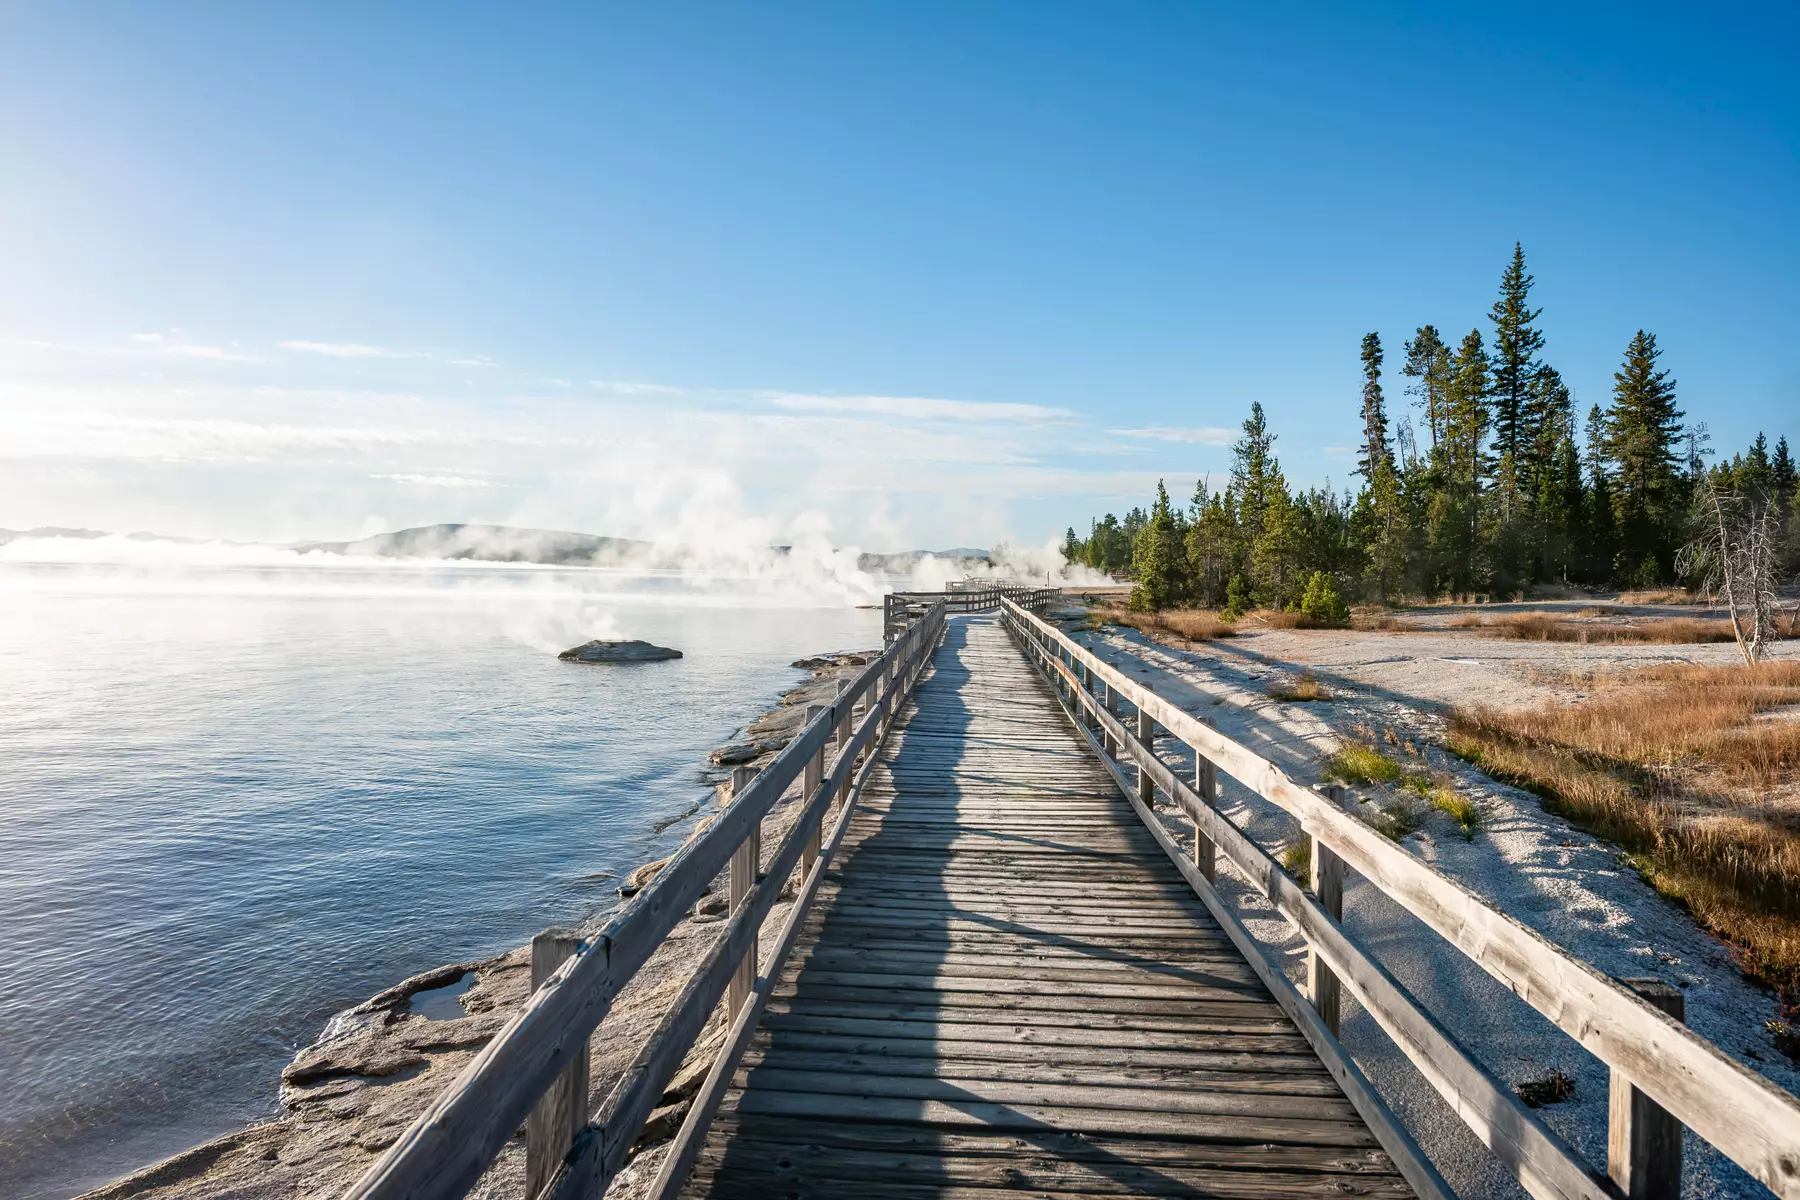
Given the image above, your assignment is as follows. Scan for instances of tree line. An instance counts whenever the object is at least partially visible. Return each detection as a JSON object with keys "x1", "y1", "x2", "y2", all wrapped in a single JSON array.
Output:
[{"x1": 1062, "y1": 244, "x2": 1799, "y2": 611}]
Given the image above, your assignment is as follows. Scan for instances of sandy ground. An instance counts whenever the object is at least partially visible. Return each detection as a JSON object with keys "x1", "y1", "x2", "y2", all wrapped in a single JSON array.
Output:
[{"x1": 1061, "y1": 613, "x2": 1800, "y2": 1199}]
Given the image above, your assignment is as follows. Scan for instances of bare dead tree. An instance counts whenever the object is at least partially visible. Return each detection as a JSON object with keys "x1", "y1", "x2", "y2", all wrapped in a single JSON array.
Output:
[{"x1": 1678, "y1": 477, "x2": 1781, "y2": 665}]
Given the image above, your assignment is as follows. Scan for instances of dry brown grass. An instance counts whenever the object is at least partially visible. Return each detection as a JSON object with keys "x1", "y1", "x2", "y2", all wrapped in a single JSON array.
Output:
[
  {"x1": 1101, "y1": 606, "x2": 1238, "y2": 642},
  {"x1": 1618, "y1": 588, "x2": 1703, "y2": 605},
  {"x1": 1449, "y1": 661, "x2": 1800, "y2": 990},
  {"x1": 1450, "y1": 613, "x2": 1743, "y2": 644},
  {"x1": 1253, "y1": 609, "x2": 1349, "y2": 630},
  {"x1": 1268, "y1": 672, "x2": 1333, "y2": 702}
]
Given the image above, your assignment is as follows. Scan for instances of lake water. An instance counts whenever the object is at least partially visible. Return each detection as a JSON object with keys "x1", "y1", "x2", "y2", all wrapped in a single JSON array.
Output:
[{"x1": 0, "y1": 555, "x2": 881, "y2": 1199}]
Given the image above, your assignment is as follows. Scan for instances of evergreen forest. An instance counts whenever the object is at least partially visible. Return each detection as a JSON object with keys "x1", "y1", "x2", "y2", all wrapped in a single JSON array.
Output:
[{"x1": 1061, "y1": 245, "x2": 1799, "y2": 611}]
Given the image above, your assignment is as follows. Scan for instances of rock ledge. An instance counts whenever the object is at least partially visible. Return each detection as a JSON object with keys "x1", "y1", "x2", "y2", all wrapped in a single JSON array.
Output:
[{"x1": 558, "y1": 639, "x2": 682, "y2": 663}]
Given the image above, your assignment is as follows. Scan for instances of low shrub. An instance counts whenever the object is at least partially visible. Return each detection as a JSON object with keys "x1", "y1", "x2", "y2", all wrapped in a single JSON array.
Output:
[{"x1": 1297, "y1": 571, "x2": 1351, "y2": 628}]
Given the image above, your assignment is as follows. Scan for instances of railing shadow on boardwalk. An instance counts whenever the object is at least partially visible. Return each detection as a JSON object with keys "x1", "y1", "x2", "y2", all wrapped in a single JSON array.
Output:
[{"x1": 699, "y1": 617, "x2": 1352, "y2": 1198}]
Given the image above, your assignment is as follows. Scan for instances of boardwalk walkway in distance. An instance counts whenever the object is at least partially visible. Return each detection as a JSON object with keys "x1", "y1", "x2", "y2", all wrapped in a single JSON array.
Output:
[{"x1": 682, "y1": 614, "x2": 1415, "y2": 1198}]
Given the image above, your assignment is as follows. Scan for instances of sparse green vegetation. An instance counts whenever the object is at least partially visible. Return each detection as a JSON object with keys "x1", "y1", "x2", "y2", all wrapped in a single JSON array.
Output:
[
  {"x1": 1281, "y1": 839, "x2": 1311, "y2": 879},
  {"x1": 1366, "y1": 800, "x2": 1424, "y2": 841},
  {"x1": 1403, "y1": 771, "x2": 1481, "y2": 839},
  {"x1": 1325, "y1": 744, "x2": 1403, "y2": 786}
]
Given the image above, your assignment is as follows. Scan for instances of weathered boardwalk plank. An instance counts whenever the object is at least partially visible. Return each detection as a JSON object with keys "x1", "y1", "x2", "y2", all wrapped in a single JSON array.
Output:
[{"x1": 680, "y1": 614, "x2": 1414, "y2": 1198}]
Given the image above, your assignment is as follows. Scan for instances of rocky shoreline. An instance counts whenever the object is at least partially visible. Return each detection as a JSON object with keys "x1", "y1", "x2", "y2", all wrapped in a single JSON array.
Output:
[{"x1": 80, "y1": 650, "x2": 878, "y2": 1200}]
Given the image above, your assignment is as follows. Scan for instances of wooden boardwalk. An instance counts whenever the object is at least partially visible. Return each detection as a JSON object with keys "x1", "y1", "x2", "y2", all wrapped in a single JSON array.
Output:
[{"x1": 683, "y1": 614, "x2": 1415, "y2": 1198}]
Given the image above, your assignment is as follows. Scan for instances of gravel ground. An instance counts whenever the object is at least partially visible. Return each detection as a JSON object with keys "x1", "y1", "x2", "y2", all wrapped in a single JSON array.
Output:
[{"x1": 1061, "y1": 617, "x2": 1800, "y2": 1200}]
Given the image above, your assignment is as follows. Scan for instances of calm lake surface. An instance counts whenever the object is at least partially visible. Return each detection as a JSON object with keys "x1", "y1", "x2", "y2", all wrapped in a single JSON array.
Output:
[{"x1": 0, "y1": 556, "x2": 880, "y2": 1199}]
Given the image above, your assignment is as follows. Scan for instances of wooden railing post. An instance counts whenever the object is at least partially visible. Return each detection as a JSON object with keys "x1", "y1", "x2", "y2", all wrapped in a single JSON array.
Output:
[
  {"x1": 802, "y1": 706, "x2": 825, "y2": 878},
  {"x1": 1193, "y1": 717, "x2": 1218, "y2": 883},
  {"x1": 727, "y1": 765, "x2": 759, "y2": 1016},
  {"x1": 1136, "y1": 707, "x2": 1155, "y2": 805},
  {"x1": 1307, "y1": 783, "x2": 1346, "y2": 1036},
  {"x1": 1609, "y1": 979, "x2": 1685, "y2": 1200},
  {"x1": 1078, "y1": 662, "x2": 1096, "y2": 733},
  {"x1": 1103, "y1": 685, "x2": 1118, "y2": 758},
  {"x1": 525, "y1": 928, "x2": 588, "y2": 1198}
]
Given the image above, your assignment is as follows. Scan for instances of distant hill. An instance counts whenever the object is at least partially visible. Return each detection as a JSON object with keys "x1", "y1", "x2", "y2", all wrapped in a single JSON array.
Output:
[
  {"x1": 855, "y1": 548, "x2": 991, "y2": 573},
  {"x1": 0, "y1": 526, "x2": 109, "y2": 546},
  {"x1": 296, "y1": 523, "x2": 657, "y2": 565},
  {"x1": 3, "y1": 521, "x2": 990, "y2": 573}
]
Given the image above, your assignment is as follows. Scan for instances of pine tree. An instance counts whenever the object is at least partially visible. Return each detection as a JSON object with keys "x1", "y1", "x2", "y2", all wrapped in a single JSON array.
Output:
[
  {"x1": 1230, "y1": 402, "x2": 1277, "y2": 561},
  {"x1": 1439, "y1": 328, "x2": 1490, "y2": 590},
  {"x1": 1061, "y1": 527, "x2": 1082, "y2": 564},
  {"x1": 1184, "y1": 479, "x2": 1236, "y2": 607},
  {"x1": 1773, "y1": 436, "x2": 1797, "y2": 511},
  {"x1": 1358, "y1": 332, "x2": 1390, "y2": 478},
  {"x1": 1604, "y1": 330, "x2": 1684, "y2": 581},
  {"x1": 1252, "y1": 463, "x2": 1299, "y2": 609},
  {"x1": 1580, "y1": 404, "x2": 1618, "y2": 583},
  {"x1": 1364, "y1": 456, "x2": 1410, "y2": 600},
  {"x1": 1489, "y1": 243, "x2": 1546, "y2": 470},
  {"x1": 1130, "y1": 481, "x2": 1186, "y2": 611},
  {"x1": 1401, "y1": 325, "x2": 1451, "y2": 451}
]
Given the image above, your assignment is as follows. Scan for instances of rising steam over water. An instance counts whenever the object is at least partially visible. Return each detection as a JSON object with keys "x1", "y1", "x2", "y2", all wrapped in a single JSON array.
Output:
[{"x1": 0, "y1": 546, "x2": 886, "y2": 1200}]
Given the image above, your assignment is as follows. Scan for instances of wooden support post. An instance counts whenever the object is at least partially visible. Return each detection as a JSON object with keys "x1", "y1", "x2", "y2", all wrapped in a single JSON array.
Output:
[
  {"x1": 1609, "y1": 979, "x2": 1685, "y2": 1200},
  {"x1": 727, "y1": 765, "x2": 759, "y2": 1017},
  {"x1": 1136, "y1": 707, "x2": 1155, "y2": 805},
  {"x1": 802, "y1": 705, "x2": 825, "y2": 878},
  {"x1": 1102, "y1": 685, "x2": 1118, "y2": 758},
  {"x1": 524, "y1": 928, "x2": 588, "y2": 1199},
  {"x1": 1193, "y1": 717, "x2": 1218, "y2": 883},
  {"x1": 1306, "y1": 783, "x2": 1346, "y2": 1036}
]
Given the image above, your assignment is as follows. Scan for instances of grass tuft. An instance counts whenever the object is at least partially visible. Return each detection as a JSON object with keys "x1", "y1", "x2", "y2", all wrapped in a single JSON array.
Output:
[
  {"x1": 1367, "y1": 800, "x2": 1424, "y2": 841},
  {"x1": 1268, "y1": 672, "x2": 1333, "y2": 703},
  {"x1": 1325, "y1": 744, "x2": 1404, "y2": 785},
  {"x1": 1281, "y1": 839, "x2": 1312, "y2": 879}
]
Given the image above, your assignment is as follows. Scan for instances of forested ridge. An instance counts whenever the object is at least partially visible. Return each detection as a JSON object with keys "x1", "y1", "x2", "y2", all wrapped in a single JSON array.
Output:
[{"x1": 1064, "y1": 244, "x2": 1799, "y2": 610}]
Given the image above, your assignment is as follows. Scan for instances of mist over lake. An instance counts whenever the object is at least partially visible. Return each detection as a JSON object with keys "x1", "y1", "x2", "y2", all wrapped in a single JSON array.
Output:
[{"x1": 0, "y1": 555, "x2": 878, "y2": 1200}]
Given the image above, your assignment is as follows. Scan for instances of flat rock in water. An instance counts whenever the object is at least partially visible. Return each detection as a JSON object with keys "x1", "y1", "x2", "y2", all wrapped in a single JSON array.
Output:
[{"x1": 559, "y1": 639, "x2": 682, "y2": 663}]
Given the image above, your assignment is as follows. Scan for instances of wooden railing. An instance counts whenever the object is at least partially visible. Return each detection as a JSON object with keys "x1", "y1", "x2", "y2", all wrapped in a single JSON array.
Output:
[
  {"x1": 341, "y1": 600, "x2": 949, "y2": 1200},
  {"x1": 883, "y1": 584, "x2": 1056, "y2": 642},
  {"x1": 1001, "y1": 597, "x2": 1800, "y2": 1200}
]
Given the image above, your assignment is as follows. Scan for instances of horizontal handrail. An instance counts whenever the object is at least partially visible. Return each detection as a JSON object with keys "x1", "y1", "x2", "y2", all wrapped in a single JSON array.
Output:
[
  {"x1": 1012, "y1": 614, "x2": 1607, "y2": 1200},
  {"x1": 1023, "y1": 637, "x2": 1457, "y2": 1200},
  {"x1": 1001, "y1": 597, "x2": 1800, "y2": 1200},
  {"x1": 543, "y1": 643, "x2": 921, "y2": 1199},
  {"x1": 342, "y1": 601, "x2": 947, "y2": 1200}
]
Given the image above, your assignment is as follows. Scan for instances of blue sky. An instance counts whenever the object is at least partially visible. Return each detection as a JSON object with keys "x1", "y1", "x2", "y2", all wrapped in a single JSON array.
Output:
[{"x1": 2, "y1": 2, "x2": 1795, "y2": 550}]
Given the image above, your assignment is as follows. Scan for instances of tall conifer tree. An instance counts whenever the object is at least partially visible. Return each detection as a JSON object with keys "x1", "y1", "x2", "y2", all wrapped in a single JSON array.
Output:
[
  {"x1": 1604, "y1": 330, "x2": 1683, "y2": 581},
  {"x1": 1401, "y1": 325, "x2": 1451, "y2": 451},
  {"x1": 1489, "y1": 243, "x2": 1546, "y2": 470},
  {"x1": 1358, "y1": 332, "x2": 1390, "y2": 478}
]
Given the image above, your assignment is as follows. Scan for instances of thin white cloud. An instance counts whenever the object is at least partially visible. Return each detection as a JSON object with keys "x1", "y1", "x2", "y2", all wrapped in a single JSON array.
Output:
[
  {"x1": 130, "y1": 333, "x2": 164, "y2": 343},
  {"x1": 591, "y1": 379, "x2": 684, "y2": 395},
  {"x1": 162, "y1": 344, "x2": 264, "y2": 363},
  {"x1": 450, "y1": 355, "x2": 498, "y2": 367},
  {"x1": 766, "y1": 392, "x2": 1077, "y2": 423},
  {"x1": 370, "y1": 473, "x2": 503, "y2": 489},
  {"x1": 1110, "y1": 426, "x2": 1235, "y2": 445},
  {"x1": 282, "y1": 341, "x2": 427, "y2": 359}
]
